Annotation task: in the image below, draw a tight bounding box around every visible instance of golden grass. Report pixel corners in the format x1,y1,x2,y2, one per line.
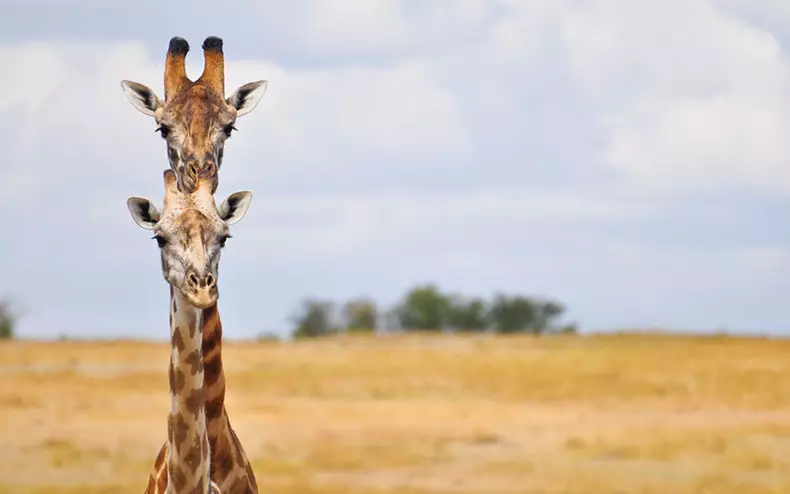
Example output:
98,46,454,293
1,332,789,493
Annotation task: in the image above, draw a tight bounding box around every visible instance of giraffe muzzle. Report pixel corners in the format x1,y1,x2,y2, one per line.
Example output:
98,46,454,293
181,160,218,193
184,269,218,308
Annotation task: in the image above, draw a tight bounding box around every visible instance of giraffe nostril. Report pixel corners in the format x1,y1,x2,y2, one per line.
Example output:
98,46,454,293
205,161,216,176
187,272,200,289
188,162,200,178
205,273,215,289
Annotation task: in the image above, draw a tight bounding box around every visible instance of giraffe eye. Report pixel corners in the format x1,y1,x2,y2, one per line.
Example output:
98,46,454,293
219,234,232,248
155,125,170,139
152,235,168,248
223,124,237,137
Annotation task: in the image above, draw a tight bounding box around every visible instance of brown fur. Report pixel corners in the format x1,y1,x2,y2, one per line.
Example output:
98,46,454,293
122,37,267,199
146,303,258,493
136,171,250,494
157,39,235,195
166,298,211,494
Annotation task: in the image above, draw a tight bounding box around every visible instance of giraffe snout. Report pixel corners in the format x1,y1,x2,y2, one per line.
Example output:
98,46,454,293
183,158,217,193
184,269,218,308
186,269,215,290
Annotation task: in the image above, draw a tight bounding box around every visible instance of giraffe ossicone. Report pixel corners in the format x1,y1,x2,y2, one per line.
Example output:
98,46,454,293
121,36,268,194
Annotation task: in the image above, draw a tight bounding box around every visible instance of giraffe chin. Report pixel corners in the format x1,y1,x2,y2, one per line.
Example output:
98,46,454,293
181,289,218,309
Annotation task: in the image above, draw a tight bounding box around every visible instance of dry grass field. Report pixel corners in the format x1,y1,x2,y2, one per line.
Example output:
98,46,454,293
1,332,790,494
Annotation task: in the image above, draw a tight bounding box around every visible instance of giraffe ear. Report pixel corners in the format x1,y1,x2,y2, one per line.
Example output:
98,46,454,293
120,80,163,117
227,81,267,117
218,191,252,226
127,197,161,230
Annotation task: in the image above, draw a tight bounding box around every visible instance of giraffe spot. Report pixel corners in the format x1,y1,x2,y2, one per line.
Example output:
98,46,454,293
185,349,202,376
203,355,222,385
183,435,204,471
168,413,189,450
185,387,204,420
174,367,187,393
205,393,225,419
202,304,218,322
157,466,168,492
170,464,188,491
202,331,220,358
172,328,186,352
154,443,167,467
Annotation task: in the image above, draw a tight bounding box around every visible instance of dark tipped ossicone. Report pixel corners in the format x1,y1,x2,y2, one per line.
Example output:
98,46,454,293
202,36,223,53
168,36,190,56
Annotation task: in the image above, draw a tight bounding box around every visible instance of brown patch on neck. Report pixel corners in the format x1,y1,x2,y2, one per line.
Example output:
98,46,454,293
171,328,186,353
201,305,226,423
168,414,189,451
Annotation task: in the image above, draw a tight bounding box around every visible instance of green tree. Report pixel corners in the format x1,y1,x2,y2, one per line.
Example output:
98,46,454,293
532,300,566,333
291,298,337,338
487,294,538,333
447,296,488,332
0,299,17,340
343,297,378,332
487,294,570,334
396,284,451,331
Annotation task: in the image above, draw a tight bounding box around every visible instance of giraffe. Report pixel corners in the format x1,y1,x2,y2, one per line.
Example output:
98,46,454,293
127,168,253,493
121,36,268,194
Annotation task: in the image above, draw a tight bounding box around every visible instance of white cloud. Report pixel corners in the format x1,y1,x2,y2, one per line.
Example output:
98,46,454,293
558,0,790,192
0,39,473,203
234,186,663,266
251,0,498,57
221,59,472,180
303,0,413,53
3,0,790,337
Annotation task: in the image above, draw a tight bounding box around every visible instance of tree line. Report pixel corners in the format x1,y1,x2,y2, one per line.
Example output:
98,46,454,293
290,283,577,338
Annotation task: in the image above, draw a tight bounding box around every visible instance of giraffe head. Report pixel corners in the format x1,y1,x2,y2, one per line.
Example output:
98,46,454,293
126,169,252,309
121,36,267,194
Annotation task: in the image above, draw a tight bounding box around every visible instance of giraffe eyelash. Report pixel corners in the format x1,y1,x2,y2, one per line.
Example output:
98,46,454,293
155,125,171,139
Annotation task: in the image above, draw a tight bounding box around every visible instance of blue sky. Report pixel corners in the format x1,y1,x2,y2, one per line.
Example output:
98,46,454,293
2,0,790,339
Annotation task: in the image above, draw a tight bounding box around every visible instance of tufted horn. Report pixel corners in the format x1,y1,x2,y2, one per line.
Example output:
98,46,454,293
198,36,225,96
164,36,192,101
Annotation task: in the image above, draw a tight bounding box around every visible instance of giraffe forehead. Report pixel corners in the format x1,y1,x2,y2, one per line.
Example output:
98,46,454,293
166,84,232,128
161,205,223,235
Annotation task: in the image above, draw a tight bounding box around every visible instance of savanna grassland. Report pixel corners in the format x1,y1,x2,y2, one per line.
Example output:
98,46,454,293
1,332,790,494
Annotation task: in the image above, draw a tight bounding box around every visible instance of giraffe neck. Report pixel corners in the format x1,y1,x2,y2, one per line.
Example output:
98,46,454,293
199,303,229,446
166,287,211,494
200,303,258,490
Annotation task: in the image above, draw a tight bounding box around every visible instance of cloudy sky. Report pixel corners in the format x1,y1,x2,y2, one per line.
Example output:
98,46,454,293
2,0,790,339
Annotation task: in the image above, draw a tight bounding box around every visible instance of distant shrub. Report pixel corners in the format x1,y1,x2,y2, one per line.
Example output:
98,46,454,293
0,299,18,340
343,298,378,332
291,299,339,338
